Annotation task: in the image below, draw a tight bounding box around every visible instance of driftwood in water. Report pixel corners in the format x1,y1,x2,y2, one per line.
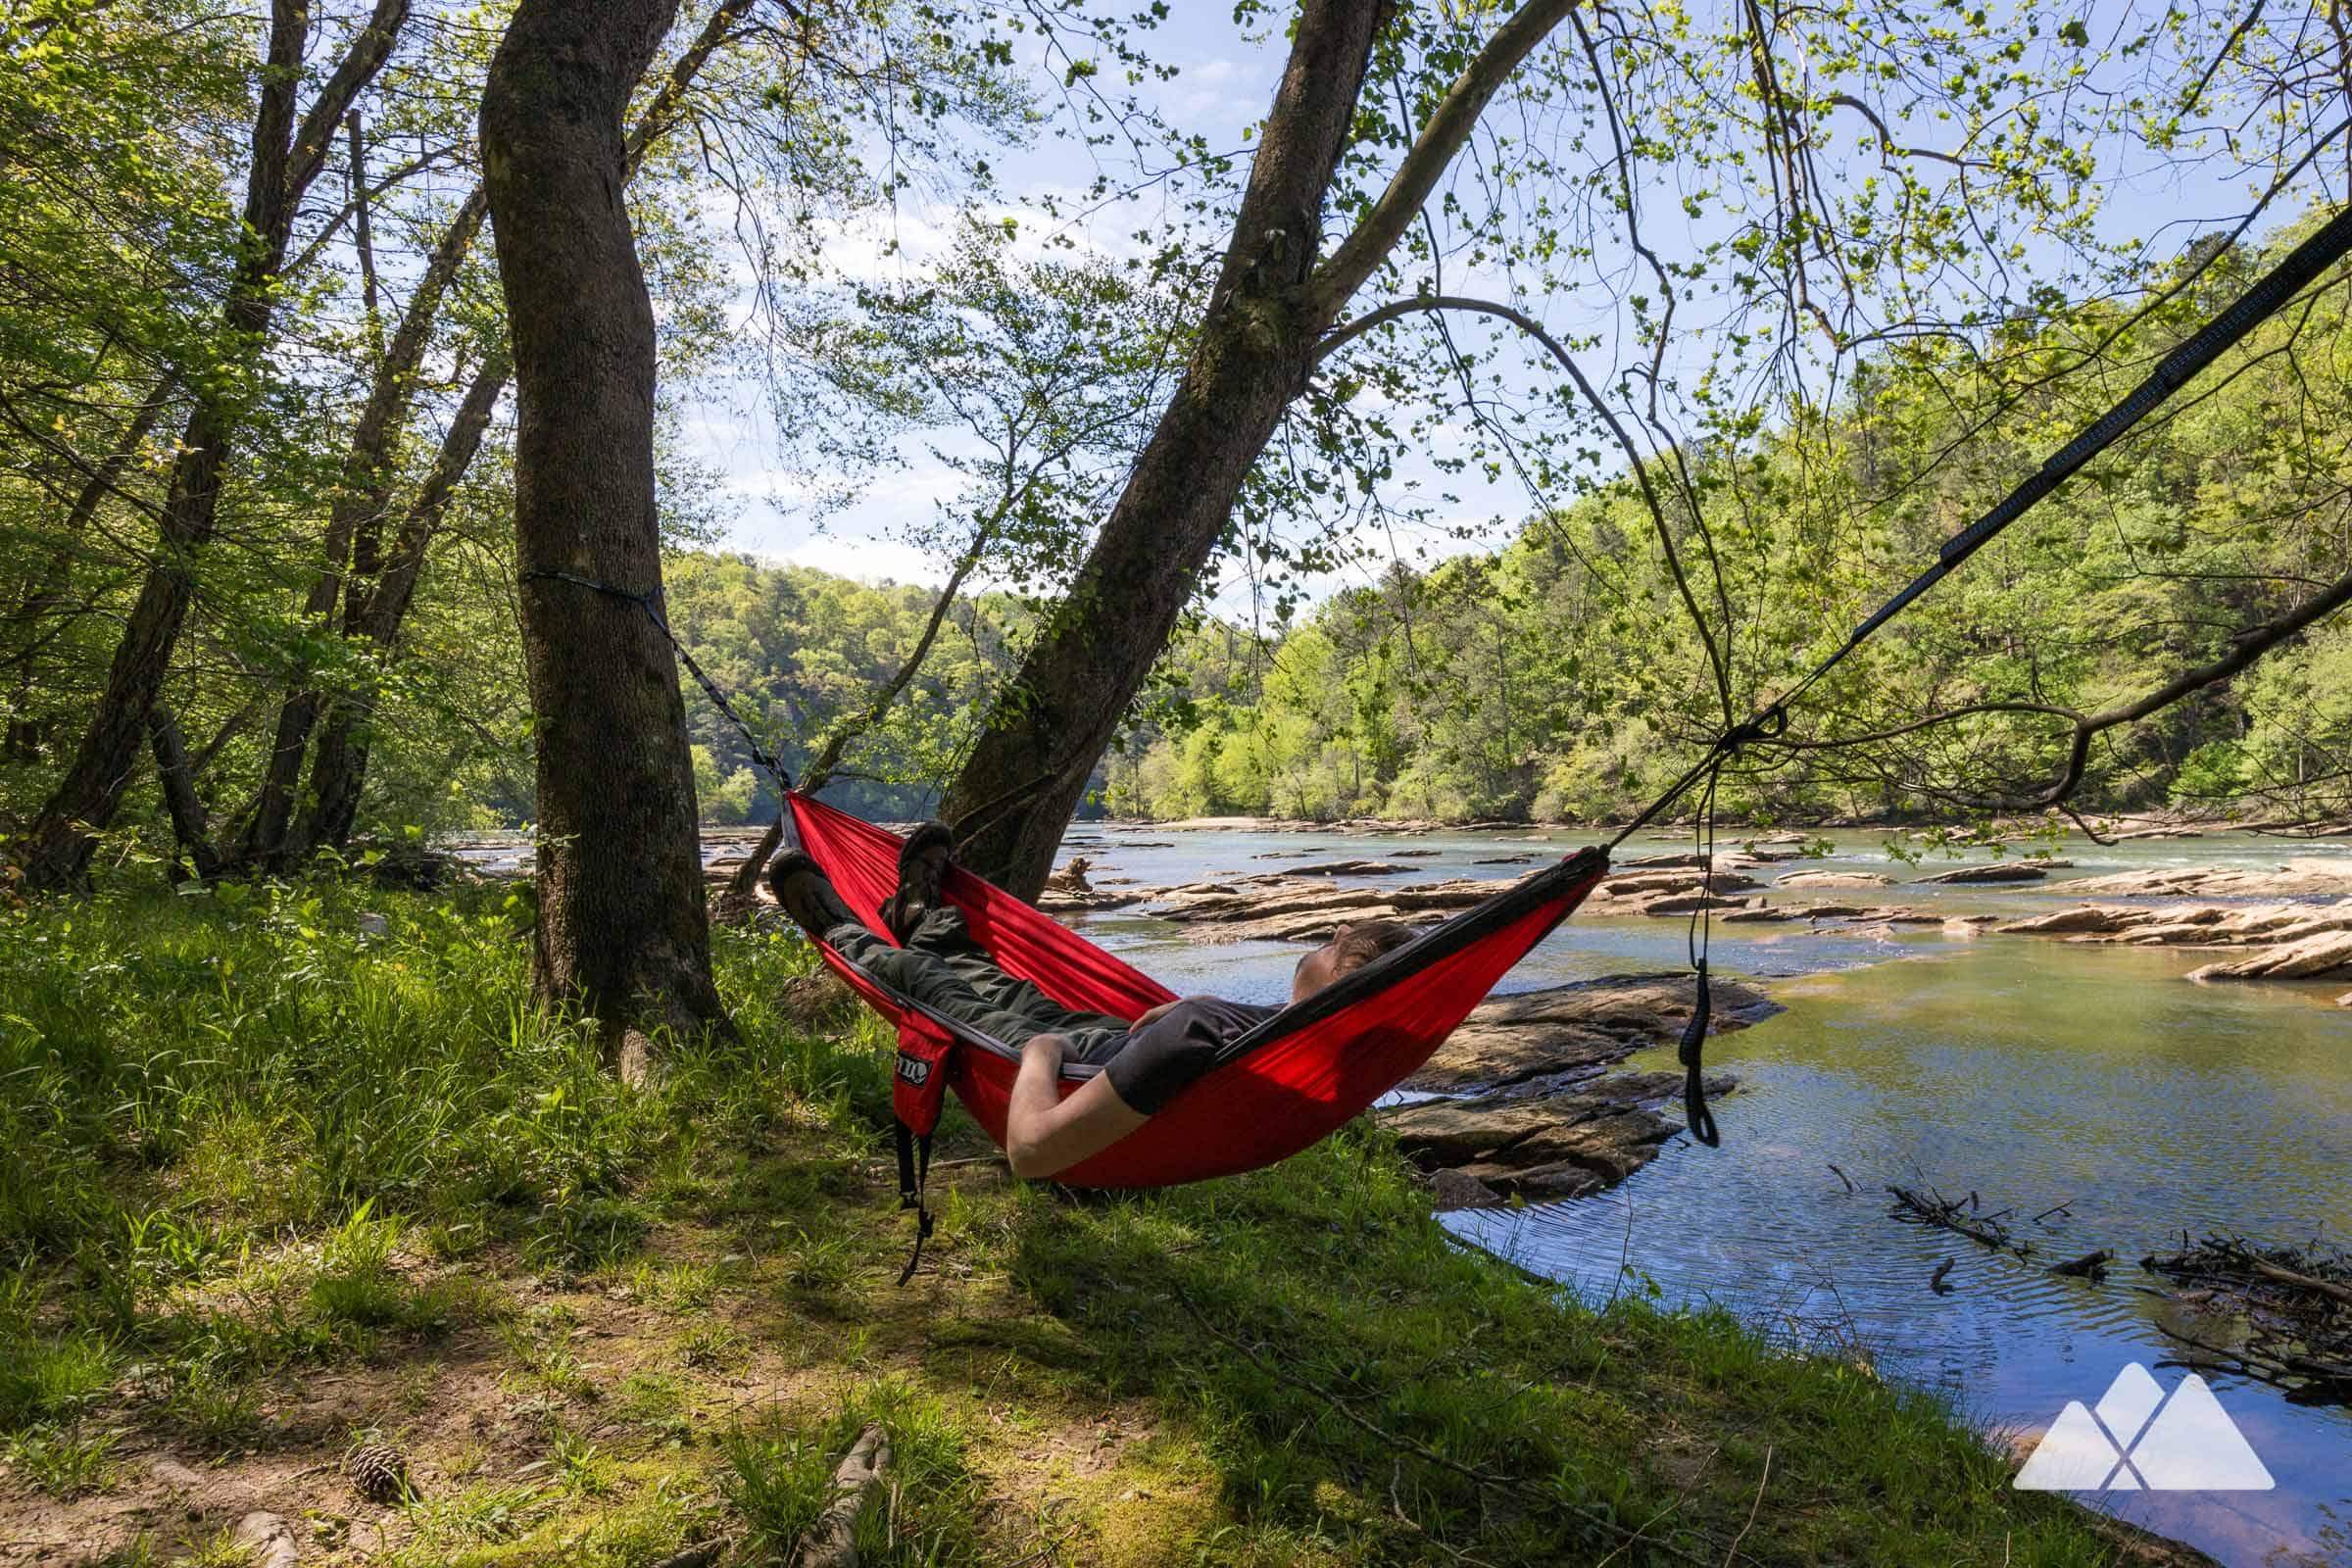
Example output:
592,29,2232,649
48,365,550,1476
2142,1233,2352,1404
2046,1249,2113,1280
1886,1184,2034,1259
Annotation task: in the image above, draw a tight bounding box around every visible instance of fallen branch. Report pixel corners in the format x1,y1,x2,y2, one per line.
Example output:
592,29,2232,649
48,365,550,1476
795,1426,891,1568
1886,1185,2034,1259
2142,1232,2352,1404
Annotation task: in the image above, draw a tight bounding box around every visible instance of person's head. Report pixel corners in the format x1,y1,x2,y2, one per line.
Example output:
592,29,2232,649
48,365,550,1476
1291,918,1415,1003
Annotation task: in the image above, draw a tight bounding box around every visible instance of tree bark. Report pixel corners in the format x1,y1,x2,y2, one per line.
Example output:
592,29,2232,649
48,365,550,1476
10,0,410,892
298,347,510,853
147,706,220,884
4,380,173,762
481,0,725,1073
236,181,489,871
939,0,1573,896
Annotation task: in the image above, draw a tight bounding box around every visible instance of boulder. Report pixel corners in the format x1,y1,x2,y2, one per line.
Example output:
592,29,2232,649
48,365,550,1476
1429,1168,1504,1210
1407,972,1777,1093
1912,861,2063,884
1773,869,1892,889
1388,877,1526,911
2187,929,2352,981
1383,1095,1669,1185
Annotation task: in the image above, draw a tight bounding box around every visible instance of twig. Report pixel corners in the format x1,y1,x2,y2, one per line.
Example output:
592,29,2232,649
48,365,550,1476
1723,1446,1772,1568
1930,1259,1956,1294
1592,1444,1719,1568
2031,1200,2074,1224
1827,1163,1855,1194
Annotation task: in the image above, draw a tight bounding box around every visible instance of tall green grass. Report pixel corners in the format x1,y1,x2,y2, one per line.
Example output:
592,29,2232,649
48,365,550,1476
0,879,871,1445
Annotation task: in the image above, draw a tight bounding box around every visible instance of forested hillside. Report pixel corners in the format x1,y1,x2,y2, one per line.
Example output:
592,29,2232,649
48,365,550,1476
1101,215,2352,827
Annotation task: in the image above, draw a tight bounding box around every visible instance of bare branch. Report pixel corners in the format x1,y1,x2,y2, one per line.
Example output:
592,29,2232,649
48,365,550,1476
1315,292,1733,718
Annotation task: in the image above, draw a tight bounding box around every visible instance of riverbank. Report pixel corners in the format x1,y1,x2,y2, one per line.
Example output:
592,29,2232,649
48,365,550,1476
0,886,2199,1565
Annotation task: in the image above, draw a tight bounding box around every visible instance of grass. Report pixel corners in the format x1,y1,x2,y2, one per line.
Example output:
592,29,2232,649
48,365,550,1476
0,878,2196,1565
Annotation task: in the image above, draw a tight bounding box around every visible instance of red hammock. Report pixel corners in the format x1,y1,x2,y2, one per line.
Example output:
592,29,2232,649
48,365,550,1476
786,792,1609,1191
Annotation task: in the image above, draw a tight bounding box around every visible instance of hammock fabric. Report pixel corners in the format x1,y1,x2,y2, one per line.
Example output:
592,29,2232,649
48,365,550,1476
785,791,1610,1191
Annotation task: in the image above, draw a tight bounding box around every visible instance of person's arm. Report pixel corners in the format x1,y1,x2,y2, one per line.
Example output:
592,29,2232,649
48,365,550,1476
1132,993,1216,1028
1004,1033,1149,1179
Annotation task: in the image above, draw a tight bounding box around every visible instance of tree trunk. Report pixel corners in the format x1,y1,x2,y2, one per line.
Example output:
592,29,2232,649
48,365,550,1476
236,185,490,872
939,0,1572,896
147,706,220,884
298,347,510,853
938,0,1392,894
481,0,725,1074
4,380,173,762
9,0,411,893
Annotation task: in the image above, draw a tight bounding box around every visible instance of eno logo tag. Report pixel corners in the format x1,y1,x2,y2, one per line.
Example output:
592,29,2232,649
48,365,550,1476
895,1055,931,1086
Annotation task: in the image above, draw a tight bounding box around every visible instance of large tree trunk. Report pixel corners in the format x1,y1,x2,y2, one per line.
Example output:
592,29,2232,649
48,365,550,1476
10,0,411,893
940,0,1571,896
938,0,1392,894
481,0,725,1075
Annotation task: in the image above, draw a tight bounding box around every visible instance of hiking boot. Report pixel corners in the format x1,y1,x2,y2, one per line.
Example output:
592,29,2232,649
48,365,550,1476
766,851,859,939
879,820,956,944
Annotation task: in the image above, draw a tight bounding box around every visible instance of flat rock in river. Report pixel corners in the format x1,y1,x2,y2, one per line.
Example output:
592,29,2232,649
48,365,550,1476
2186,928,2352,981
1406,972,1778,1094
1773,868,1893,889
1912,861,2065,884
2043,858,2352,900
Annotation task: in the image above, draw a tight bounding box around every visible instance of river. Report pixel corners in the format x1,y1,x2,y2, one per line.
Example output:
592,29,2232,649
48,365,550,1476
1052,822,2352,1568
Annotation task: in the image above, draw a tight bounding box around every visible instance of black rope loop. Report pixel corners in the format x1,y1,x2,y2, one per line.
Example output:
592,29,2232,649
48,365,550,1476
521,567,795,791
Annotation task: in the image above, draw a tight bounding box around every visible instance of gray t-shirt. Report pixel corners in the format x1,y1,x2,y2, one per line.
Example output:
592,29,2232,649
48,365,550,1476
1102,997,1281,1114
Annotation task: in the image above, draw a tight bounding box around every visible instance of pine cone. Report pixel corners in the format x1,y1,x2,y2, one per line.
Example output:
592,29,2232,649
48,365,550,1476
346,1442,410,1504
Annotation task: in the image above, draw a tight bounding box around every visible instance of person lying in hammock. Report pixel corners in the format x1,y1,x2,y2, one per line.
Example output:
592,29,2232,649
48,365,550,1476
768,824,1413,1180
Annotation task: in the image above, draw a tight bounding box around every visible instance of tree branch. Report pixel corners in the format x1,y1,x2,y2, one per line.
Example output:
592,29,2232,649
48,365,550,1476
1315,292,1732,718
1305,0,1575,317
284,0,412,216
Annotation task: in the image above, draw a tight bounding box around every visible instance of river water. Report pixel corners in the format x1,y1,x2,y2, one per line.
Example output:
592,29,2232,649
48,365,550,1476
1052,823,2352,1568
